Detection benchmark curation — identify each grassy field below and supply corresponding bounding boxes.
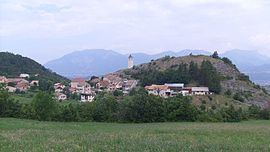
[0,118,270,152]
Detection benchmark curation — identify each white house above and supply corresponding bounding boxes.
[0,76,7,83]
[190,87,211,95]
[55,93,67,101]
[30,80,39,86]
[145,84,171,97]
[80,93,95,102]
[19,74,30,78]
[54,83,65,93]
[70,78,91,94]
[6,86,16,92]
[164,83,184,93]
[123,80,138,92]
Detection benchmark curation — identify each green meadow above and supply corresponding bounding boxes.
[0,118,270,152]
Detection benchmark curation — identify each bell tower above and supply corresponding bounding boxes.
[128,54,134,69]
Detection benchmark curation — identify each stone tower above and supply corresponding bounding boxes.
[128,54,134,69]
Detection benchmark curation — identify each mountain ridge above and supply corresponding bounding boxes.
[44,49,270,85]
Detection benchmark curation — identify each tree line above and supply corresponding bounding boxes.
[131,60,221,93]
[1,89,269,123]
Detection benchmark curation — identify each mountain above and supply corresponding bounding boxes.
[0,52,69,83]
[221,49,270,68]
[264,85,270,94]
[45,49,127,78]
[115,55,270,108]
[45,49,211,78]
[44,49,270,85]
[221,49,270,85]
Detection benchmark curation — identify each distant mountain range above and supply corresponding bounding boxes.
[44,49,270,85]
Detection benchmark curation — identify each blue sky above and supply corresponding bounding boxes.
[1,0,270,63]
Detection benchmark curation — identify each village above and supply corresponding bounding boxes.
[0,55,212,102]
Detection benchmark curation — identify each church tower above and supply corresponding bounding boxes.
[128,54,134,69]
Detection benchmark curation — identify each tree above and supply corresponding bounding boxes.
[189,61,199,80]
[120,88,166,122]
[0,89,23,118]
[165,95,198,121]
[200,61,221,93]
[32,92,57,121]
[211,51,219,59]
[93,94,118,122]
[113,90,123,96]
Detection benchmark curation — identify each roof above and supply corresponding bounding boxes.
[145,85,168,91]
[103,74,122,83]
[6,78,26,83]
[16,82,30,88]
[72,78,85,83]
[191,87,209,92]
[124,80,137,86]
[90,78,100,84]
[99,80,110,87]
[165,83,184,87]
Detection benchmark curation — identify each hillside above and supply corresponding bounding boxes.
[44,49,270,85]
[264,85,270,94]
[115,55,270,108]
[0,52,69,84]
[44,49,212,78]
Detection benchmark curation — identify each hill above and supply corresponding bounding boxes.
[44,49,211,78]
[0,52,69,84]
[115,55,270,108]
[44,49,270,85]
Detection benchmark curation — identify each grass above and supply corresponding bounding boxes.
[1,118,270,152]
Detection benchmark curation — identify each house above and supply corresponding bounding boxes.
[90,78,100,86]
[0,76,7,83]
[165,83,184,91]
[80,93,95,102]
[55,93,67,101]
[54,83,65,93]
[19,74,30,78]
[30,80,39,86]
[185,87,211,95]
[96,80,110,90]
[145,84,171,97]
[70,78,91,94]
[6,86,16,92]
[15,82,30,91]
[123,80,138,92]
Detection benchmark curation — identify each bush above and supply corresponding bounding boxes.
[120,89,166,123]
[233,93,244,102]
[93,94,118,122]
[32,92,57,121]
[165,95,198,122]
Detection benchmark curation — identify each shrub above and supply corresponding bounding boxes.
[32,92,57,121]
[233,93,244,102]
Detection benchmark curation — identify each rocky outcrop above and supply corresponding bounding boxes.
[116,55,270,108]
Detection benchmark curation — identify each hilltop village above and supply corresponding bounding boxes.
[0,54,211,102]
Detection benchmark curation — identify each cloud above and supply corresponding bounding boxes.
[251,34,270,45]
[1,0,270,62]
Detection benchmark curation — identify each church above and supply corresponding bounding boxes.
[128,54,134,69]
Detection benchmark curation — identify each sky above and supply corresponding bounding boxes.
[1,0,270,64]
